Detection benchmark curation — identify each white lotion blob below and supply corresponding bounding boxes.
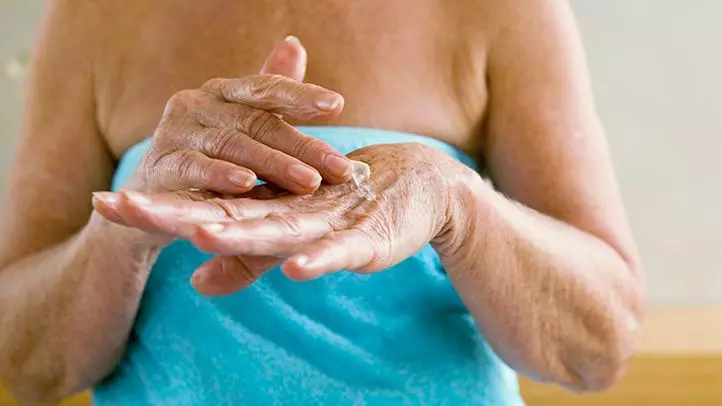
[349,160,375,201]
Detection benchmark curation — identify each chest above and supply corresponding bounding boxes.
[95,0,490,158]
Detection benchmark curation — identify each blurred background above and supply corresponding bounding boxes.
[1,1,720,405]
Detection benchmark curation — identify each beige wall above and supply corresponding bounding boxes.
[0,1,44,190]
[572,1,722,306]
[0,1,720,306]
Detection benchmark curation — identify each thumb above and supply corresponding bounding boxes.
[191,255,280,296]
[260,35,307,81]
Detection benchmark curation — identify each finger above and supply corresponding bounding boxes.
[189,214,332,257]
[260,36,307,82]
[126,190,288,225]
[281,230,377,281]
[191,129,322,194]
[93,190,185,236]
[191,255,280,296]
[192,113,352,185]
[92,192,125,225]
[151,149,257,194]
[91,193,173,246]
[201,75,344,121]
[92,190,285,237]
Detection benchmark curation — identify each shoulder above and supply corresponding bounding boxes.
[39,0,154,54]
[442,0,577,52]
[484,0,577,45]
[37,0,122,64]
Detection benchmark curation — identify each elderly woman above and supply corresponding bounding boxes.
[0,0,644,405]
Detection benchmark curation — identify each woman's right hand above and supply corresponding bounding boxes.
[130,36,353,196]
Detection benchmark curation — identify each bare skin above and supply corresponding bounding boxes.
[0,0,644,403]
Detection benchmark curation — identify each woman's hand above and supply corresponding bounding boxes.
[127,37,353,196]
[93,143,472,295]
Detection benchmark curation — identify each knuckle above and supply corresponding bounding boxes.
[267,213,303,239]
[290,136,327,160]
[167,89,195,110]
[233,268,257,288]
[151,125,179,150]
[206,128,240,158]
[245,262,270,280]
[243,108,282,141]
[207,198,242,220]
[248,74,286,99]
[201,78,224,93]
[139,145,175,190]
[174,150,200,183]
[258,151,277,174]
[226,104,254,131]
[231,257,261,285]
[286,85,311,106]
[162,89,203,123]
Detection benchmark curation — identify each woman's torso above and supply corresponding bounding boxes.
[90,0,496,160]
[95,127,523,405]
[90,2,523,404]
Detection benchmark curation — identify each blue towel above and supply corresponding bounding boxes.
[94,127,524,406]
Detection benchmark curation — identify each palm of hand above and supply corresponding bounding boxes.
[93,143,452,296]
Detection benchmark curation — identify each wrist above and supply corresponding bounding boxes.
[86,211,168,263]
[432,163,492,258]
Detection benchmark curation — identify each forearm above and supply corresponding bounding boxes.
[0,212,160,403]
[434,172,645,391]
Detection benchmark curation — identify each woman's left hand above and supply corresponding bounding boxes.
[93,143,470,295]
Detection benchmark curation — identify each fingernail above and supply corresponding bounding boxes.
[123,190,151,205]
[324,154,352,178]
[290,255,324,280]
[229,170,256,189]
[191,269,208,286]
[289,164,322,188]
[284,35,301,45]
[315,93,342,111]
[92,192,119,207]
[294,254,324,270]
[294,255,309,267]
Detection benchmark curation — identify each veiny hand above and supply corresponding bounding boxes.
[125,36,353,196]
[94,143,471,296]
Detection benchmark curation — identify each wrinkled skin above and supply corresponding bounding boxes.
[129,38,353,197]
[95,142,462,296]
[0,1,646,401]
[94,38,462,296]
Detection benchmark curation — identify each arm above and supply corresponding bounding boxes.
[77,0,643,393]
[433,0,644,391]
[0,2,159,402]
[0,16,350,401]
